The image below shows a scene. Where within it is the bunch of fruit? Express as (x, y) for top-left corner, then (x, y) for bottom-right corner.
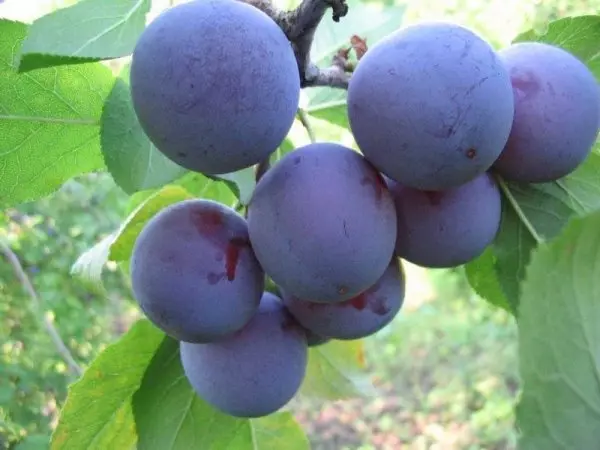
(128, 0), (600, 418)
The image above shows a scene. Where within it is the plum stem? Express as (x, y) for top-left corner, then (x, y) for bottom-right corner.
(494, 174), (544, 244)
(239, 0), (352, 89)
(297, 109), (316, 143)
(0, 239), (83, 377)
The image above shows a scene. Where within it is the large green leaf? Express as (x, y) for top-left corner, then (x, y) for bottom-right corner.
(464, 248), (513, 314)
(304, 0), (406, 128)
(101, 64), (186, 194)
(0, 20), (114, 208)
(299, 340), (376, 400)
(18, 0), (152, 72)
(516, 211), (600, 449)
(514, 15), (600, 78)
(465, 150), (600, 314)
(132, 337), (310, 449)
(50, 320), (165, 450)
(491, 152), (600, 310)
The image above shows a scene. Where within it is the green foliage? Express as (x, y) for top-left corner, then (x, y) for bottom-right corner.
(489, 153), (600, 311)
(133, 336), (310, 450)
(300, 341), (376, 400)
(101, 64), (187, 194)
(514, 15), (600, 75)
(17, 0), (152, 72)
(0, 20), (115, 208)
(2, 0), (600, 448)
(517, 211), (600, 449)
(50, 320), (163, 450)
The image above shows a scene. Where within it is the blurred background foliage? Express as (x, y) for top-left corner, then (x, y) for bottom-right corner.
(1, 0), (599, 449)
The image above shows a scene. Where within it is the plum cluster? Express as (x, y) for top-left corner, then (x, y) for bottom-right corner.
(129, 0), (600, 419)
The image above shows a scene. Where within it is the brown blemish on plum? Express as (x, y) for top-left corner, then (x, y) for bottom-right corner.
(225, 237), (249, 281)
(349, 293), (368, 310)
(191, 208), (223, 235)
(293, 156), (301, 165)
(466, 148), (476, 159)
(337, 285), (349, 296)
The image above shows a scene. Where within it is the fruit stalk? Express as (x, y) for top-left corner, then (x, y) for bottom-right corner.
(240, 0), (352, 88)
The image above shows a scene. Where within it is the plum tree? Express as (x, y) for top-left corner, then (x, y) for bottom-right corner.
(130, 0), (300, 175)
(493, 42), (600, 182)
(387, 173), (501, 268)
(347, 22), (514, 191)
(281, 258), (405, 340)
(180, 292), (308, 418)
(247, 143), (398, 303)
(130, 199), (264, 343)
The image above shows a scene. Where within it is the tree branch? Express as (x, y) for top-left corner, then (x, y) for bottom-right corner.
(241, 0), (352, 89)
(1, 240), (83, 377)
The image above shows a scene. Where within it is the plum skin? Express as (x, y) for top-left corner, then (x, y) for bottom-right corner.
(493, 42), (600, 182)
(247, 142), (398, 303)
(347, 22), (515, 191)
(180, 292), (308, 418)
(282, 258), (405, 340)
(130, 199), (264, 343)
(130, 0), (300, 175)
(388, 173), (501, 268)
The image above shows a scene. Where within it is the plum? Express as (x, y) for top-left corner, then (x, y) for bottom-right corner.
(130, 199), (264, 343)
(130, 0), (300, 175)
(180, 292), (308, 417)
(282, 258), (405, 340)
(493, 42), (600, 182)
(247, 142), (398, 303)
(348, 22), (514, 190)
(388, 173), (501, 268)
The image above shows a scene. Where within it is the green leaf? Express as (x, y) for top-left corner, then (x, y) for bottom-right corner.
(70, 185), (193, 285)
(304, 0), (406, 128)
(109, 185), (194, 261)
(101, 64), (187, 194)
(299, 340), (376, 400)
(50, 320), (165, 450)
(514, 15), (600, 78)
(269, 137), (296, 165)
(0, 20), (115, 208)
(516, 210), (600, 449)
(18, 0), (152, 72)
(214, 166), (256, 206)
(70, 232), (115, 289)
(464, 247), (514, 315)
(491, 152), (600, 309)
(133, 337), (309, 449)
(126, 171), (236, 213)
